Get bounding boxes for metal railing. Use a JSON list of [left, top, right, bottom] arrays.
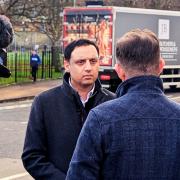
[[0, 49, 62, 86]]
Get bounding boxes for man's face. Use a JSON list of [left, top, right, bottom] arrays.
[[64, 45, 99, 89]]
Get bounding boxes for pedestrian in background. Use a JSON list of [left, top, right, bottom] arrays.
[[30, 50, 41, 82], [66, 29, 180, 180], [22, 39, 116, 179]]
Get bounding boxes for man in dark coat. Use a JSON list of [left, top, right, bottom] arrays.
[[22, 39, 115, 179], [66, 29, 180, 180]]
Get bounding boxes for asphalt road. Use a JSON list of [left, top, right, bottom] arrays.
[[0, 90, 180, 180], [0, 100, 33, 180], [165, 88, 180, 103]]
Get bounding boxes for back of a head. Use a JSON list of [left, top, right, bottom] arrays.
[[64, 39, 99, 62], [116, 29, 160, 75]]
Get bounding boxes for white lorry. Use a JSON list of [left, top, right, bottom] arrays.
[[63, 6, 180, 91]]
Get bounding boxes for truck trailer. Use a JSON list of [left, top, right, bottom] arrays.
[[63, 6, 180, 91]]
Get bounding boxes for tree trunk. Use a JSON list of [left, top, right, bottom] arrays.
[[51, 46, 62, 72]]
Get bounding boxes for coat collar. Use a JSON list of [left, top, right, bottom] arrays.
[[116, 75, 164, 97]]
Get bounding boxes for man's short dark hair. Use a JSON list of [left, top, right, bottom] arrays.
[[116, 29, 160, 73], [64, 39, 99, 62]]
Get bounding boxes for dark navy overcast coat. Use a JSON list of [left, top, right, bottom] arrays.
[[67, 75, 180, 180], [21, 72, 115, 180]]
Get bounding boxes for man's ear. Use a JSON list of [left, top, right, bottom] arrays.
[[158, 58, 165, 75], [64, 60, 70, 72], [115, 63, 126, 81]]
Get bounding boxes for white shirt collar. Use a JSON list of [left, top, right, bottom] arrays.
[[69, 77, 95, 106]]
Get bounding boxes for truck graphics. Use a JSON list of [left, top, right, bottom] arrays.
[[63, 6, 180, 91]]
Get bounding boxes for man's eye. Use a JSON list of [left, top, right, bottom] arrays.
[[90, 58, 98, 64], [76, 60, 85, 65]]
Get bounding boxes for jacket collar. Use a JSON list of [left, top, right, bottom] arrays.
[[116, 75, 164, 97]]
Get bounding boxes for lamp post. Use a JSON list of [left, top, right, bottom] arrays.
[[73, 0, 76, 7]]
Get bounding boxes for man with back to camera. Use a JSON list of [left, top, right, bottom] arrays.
[[66, 29, 180, 179], [21, 38, 116, 179]]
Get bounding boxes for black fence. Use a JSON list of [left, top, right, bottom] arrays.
[[0, 49, 62, 86]]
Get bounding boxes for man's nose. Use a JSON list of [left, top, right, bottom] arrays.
[[84, 60, 92, 70]]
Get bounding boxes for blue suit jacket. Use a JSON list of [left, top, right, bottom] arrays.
[[67, 75, 180, 180]]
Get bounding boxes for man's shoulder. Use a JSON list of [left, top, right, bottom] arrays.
[[166, 98, 180, 116], [100, 88, 116, 99], [95, 79, 116, 99], [36, 85, 62, 100], [94, 97, 119, 110], [88, 98, 120, 125]]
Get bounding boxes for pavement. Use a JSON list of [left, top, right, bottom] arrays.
[[0, 79, 62, 103], [1, 79, 179, 104]]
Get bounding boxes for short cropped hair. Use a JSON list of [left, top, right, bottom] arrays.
[[116, 29, 160, 73], [64, 39, 99, 62]]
